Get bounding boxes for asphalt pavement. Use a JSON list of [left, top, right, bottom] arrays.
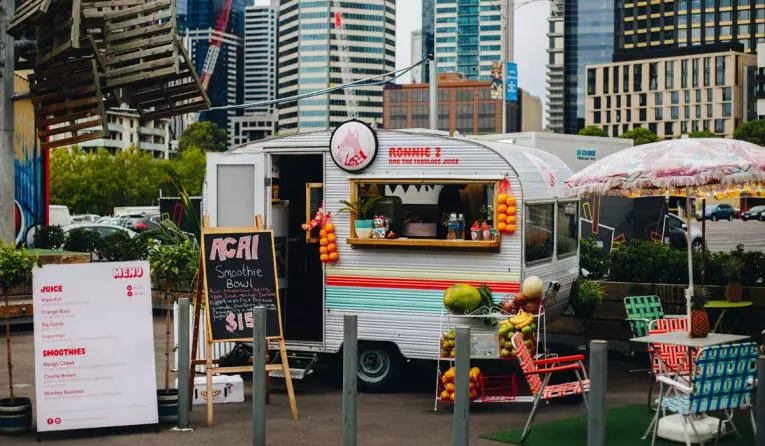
[[702, 219, 765, 252], [2, 317, 650, 445]]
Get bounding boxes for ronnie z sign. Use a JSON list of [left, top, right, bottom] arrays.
[[202, 229, 282, 341]]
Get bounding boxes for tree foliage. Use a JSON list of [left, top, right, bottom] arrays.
[[619, 127, 660, 146], [0, 243, 36, 290], [178, 121, 227, 153], [733, 119, 765, 146], [578, 125, 608, 137], [50, 146, 205, 215], [686, 130, 719, 138]]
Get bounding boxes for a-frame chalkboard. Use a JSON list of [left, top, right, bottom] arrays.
[[196, 217, 298, 426], [201, 228, 282, 341]]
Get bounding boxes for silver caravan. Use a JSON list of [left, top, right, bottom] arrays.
[[203, 124, 580, 390]]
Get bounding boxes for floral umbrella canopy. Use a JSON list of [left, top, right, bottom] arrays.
[[565, 138, 765, 330]]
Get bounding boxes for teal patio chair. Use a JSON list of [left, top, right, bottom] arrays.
[[647, 342, 759, 446], [624, 295, 666, 338]]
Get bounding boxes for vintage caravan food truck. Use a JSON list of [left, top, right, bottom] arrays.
[[203, 122, 580, 390]]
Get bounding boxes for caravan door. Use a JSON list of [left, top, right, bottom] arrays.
[[205, 153, 266, 227]]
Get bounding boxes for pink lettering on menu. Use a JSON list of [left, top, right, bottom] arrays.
[[210, 235, 260, 261]]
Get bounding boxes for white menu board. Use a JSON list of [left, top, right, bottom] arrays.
[[33, 261, 158, 432]]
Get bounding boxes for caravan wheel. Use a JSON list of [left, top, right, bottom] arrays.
[[357, 343, 402, 392]]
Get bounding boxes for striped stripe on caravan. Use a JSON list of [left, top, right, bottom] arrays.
[[325, 267, 521, 313]]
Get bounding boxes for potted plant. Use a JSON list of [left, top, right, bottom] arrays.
[[147, 234, 199, 423], [0, 242, 36, 434], [723, 256, 744, 302], [569, 279, 604, 345], [338, 196, 381, 239], [690, 286, 710, 338]]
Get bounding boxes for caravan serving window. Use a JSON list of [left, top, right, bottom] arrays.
[[345, 180, 500, 250]]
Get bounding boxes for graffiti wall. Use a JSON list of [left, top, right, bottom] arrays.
[[14, 72, 45, 246]]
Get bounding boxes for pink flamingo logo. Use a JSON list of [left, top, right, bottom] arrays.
[[335, 128, 368, 167]]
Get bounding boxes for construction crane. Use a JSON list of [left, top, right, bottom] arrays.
[[333, 3, 359, 118], [199, 0, 235, 90]]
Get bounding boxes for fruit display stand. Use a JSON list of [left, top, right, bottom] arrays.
[[433, 305, 547, 410]]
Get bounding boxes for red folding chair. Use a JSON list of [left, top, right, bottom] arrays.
[[645, 318, 694, 410], [511, 333, 590, 443]]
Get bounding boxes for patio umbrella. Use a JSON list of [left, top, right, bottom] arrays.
[[564, 137, 765, 331]]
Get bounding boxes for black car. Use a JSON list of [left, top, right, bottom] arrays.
[[741, 205, 765, 221]]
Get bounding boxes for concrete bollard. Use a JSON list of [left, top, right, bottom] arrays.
[[453, 326, 470, 446], [253, 307, 266, 446], [757, 355, 764, 446], [176, 298, 191, 430], [342, 315, 358, 446], [588, 340, 608, 446]]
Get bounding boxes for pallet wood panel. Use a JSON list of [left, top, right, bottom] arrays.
[[30, 58, 109, 150], [8, 0, 52, 38], [34, 0, 82, 68], [126, 36, 210, 120], [103, 0, 179, 90]]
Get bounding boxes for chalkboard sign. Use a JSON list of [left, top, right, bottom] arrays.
[[202, 228, 283, 341]]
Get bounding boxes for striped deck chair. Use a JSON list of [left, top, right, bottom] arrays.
[[647, 342, 758, 446], [511, 332, 589, 443], [645, 318, 695, 409], [625, 295, 665, 338]]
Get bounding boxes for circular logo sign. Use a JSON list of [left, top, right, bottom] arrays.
[[329, 120, 378, 172]]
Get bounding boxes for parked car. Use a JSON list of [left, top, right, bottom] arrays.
[[665, 213, 703, 250], [71, 214, 101, 224], [49, 205, 72, 226], [696, 204, 735, 221], [741, 205, 765, 221], [127, 214, 161, 232], [61, 223, 137, 239]]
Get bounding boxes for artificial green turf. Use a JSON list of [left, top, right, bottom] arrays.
[[481, 404, 754, 445]]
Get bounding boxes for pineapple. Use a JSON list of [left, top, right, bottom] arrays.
[[690, 286, 710, 338], [724, 256, 744, 303]]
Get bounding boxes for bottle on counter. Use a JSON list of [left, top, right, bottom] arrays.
[[447, 213, 458, 240], [457, 213, 465, 240]]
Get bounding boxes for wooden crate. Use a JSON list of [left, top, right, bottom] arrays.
[[33, 0, 83, 68], [103, 0, 179, 89], [8, 0, 52, 38], [81, 0, 147, 49], [30, 57, 109, 150], [125, 35, 210, 120]]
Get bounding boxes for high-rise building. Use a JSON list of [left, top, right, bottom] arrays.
[[80, 106, 172, 158], [584, 46, 757, 139], [563, 0, 614, 134], [546, 0, 564, 133], [183, 31, 243, 147], [277, 1, 396, 133], [615, 0, 764, 56], [232, 0, 279, 146], [177, 0, 247, 146], [758, 43, 765, 120], [422, 1, 434, 83], [411, 29, 423, 83], [432, 0, 513, 81]]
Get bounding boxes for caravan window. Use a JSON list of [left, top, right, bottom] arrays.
[[346, 180, 496, 244], [525, 204, 554, 263], [557, 202, 579, 258]]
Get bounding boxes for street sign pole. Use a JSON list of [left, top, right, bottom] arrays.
[[0, 0, 15, 244]]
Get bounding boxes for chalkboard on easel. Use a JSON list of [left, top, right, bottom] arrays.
[[201, 228, 282, 341]]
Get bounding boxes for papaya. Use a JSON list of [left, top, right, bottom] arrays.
[[443, 283, 482, 314]]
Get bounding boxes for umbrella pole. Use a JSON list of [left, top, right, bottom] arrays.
[[685, 197, 694, 333]]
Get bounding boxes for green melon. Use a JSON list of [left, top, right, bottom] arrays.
[[443, 284, 482, 314]]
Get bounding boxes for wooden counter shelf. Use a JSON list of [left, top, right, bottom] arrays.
[[346, 238, 500, 252]]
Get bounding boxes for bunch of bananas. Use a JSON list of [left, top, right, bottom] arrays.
[[509, 309, 533, 329]]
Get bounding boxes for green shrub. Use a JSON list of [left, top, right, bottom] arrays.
[[96, 232, 153, 262], [33, 225, 66, 249], [570, 279, 604, 319], [599, 239, 763, 286], [580, 237, 607, 279], [63, 228, 104, 254]]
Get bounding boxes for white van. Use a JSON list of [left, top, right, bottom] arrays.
[[49, 205, 72, 226]]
